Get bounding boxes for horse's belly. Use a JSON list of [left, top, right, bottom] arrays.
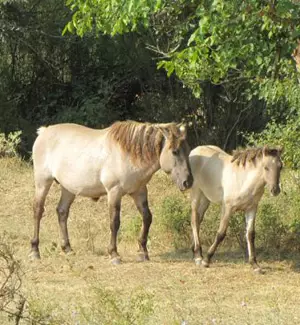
[[55, 170, 107, 198]]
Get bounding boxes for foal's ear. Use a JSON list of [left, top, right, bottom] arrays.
[[262, 145, 270, 156], [277, 145, 284, 155], [177, 123, 187, 138]]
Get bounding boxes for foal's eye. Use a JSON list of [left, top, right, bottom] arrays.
[[172, 150, 179, 156], [264, 166, 269, 171]]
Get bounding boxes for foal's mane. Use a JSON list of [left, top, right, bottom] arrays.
[[108, 121, 184, 165], [231, 147, 281, 167]]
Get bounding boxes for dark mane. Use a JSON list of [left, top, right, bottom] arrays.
[[108, 121, 185, 165], [231, 147, 281, 166]]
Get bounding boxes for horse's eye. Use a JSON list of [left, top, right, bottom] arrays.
[[264, 166, 269, 171], [172, 150, 179, 156]]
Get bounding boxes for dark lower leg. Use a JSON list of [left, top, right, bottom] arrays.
[[206, 231, 226, 265], [108, 203, 121, 259], [137, 200, 152, 260], [56, 189, 75, 253], [30, 202, 43, 258], [57, 206, 72, 252]]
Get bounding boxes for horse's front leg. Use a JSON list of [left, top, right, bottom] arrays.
[[191, 190, 210, 266], [203, 205, 232, 268], [131, 186, 152, 262], [245, 207, 263, 273], [107, 188, 122, 265]]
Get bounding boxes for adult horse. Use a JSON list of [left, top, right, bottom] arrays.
[[30, 121, 193, 264], [189, 145, 283, 272]]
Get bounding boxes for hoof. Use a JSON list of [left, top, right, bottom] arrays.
[[253, 267, 265, 274], [65, 249, 75, 256], [29, 250, 41, 260], [111, 257, 121, 265], [60, 249, 75, 257], [136, 253, 150, 262], [194, 258, 202, 266], [202, 260, 210, 268]]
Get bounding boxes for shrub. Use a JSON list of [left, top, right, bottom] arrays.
[[158, 195, 191, 249], [120, 214, 142, 243], [0, 131, 22, 158], [0, 239, 24, 324], [256, 203, 288, 254]]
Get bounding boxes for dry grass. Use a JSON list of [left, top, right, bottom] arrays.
[[1, 157, 300, 324]]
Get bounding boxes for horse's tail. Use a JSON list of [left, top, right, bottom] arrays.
[[37, 126, 47, 135]]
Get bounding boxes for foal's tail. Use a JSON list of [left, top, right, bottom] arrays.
[[37, 126, 47, 135]]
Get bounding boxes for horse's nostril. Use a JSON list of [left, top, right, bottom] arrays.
[[183, 175, 193, 189]]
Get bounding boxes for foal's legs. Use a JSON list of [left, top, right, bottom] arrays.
[[107, 188, 123, 264], [30, 177, 53, 259], [191, 189, 210, 265], [245, 207, 262, 272], [56, 187, 75, 254], [203, 205, 233, 267], [131, 186, 152, 262]]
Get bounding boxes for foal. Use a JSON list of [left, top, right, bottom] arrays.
[[189, 145, 283, 272], [30, 121, 193, 264]]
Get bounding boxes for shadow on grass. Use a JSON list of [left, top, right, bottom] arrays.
[[157, 246, 300, 271]]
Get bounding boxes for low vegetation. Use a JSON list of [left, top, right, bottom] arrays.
[[1, 157, 300, 324]]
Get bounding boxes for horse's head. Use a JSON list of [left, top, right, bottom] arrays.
[[262, 146, 283, 196], [159, 124, 193, 191]]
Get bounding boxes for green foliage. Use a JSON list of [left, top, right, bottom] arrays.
[[65, 0, 163, 36], [158, 195, 191, 249], [256, 203, 288, 253], [0, 130, 22, 157], [120, 214, 142, 243], [246, 117, 300, 169]]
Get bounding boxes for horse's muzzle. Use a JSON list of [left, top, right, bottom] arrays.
[[271, 186, 281, 196], [182, 174, 194, 190]]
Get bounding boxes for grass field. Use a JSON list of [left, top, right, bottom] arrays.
[[1, 157, 300, 324]]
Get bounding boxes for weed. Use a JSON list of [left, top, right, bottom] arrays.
[[79, 287, 154, 325], [0, 131, 22, 158]]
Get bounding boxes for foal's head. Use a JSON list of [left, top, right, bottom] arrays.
[[159, 124, 193, 191], [261, 146, 283, 196]]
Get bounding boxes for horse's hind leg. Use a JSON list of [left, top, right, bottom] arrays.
[[131, 186, 152, 262], [203, 205, 233, 267], [30, 177, 53, 260], [56, 187, 75, 254], [191, 189, 210, 265], [107, 188, 123, 265]]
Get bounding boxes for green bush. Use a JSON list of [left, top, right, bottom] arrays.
[[120, 214, 142, 243], [246, 117, 300, 169], [256, 203, 288, 254], [158, 195, 191, 249]]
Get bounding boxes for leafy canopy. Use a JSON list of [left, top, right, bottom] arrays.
[[65, 0, 300, 102]]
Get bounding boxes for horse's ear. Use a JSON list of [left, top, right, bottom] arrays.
[[178, 123, 187, 138], [277, 145, 284, 155], [262, 145, 270, 156]]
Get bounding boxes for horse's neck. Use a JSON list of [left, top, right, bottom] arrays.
[[242, 163, 266, 195], [140, 160, 161, 179]]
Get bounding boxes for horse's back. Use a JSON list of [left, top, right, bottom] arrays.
[[189, 145, 231, 203]]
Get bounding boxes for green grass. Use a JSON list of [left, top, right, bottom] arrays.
[[1, 157, 300, 324]]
